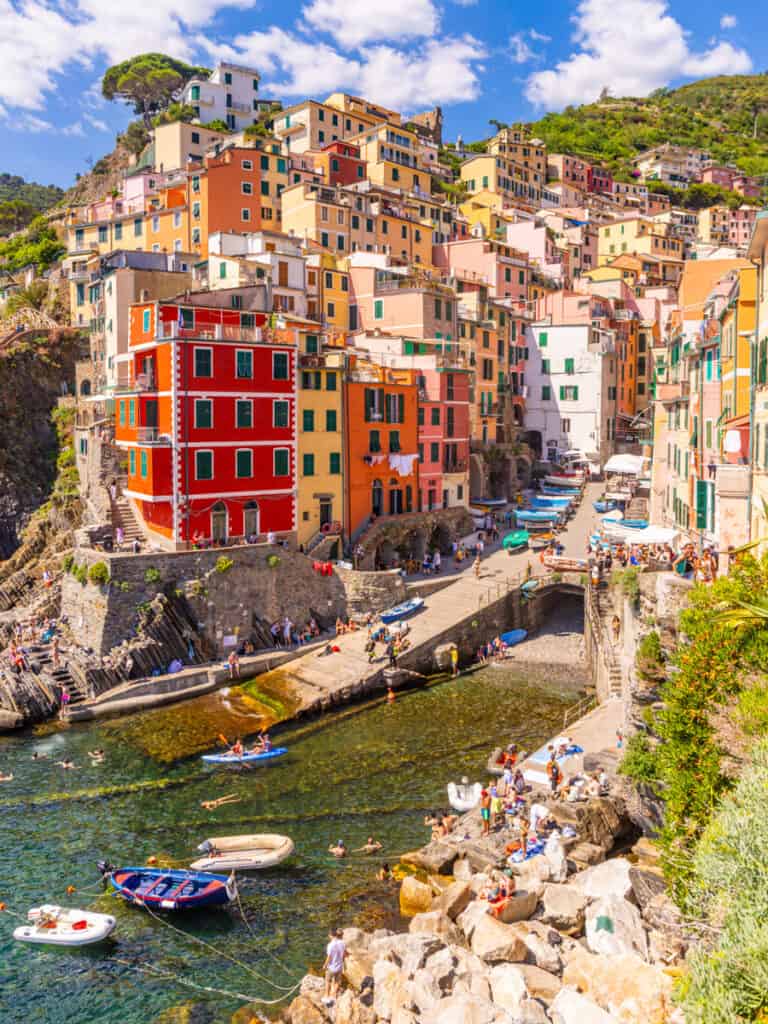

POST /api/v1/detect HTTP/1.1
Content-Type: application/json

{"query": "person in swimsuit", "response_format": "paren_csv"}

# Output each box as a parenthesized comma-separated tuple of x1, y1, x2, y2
(480, 789, 491, 835)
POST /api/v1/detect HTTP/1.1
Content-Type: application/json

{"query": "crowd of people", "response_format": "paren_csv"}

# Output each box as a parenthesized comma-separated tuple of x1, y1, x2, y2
(587, 535, 719, 584)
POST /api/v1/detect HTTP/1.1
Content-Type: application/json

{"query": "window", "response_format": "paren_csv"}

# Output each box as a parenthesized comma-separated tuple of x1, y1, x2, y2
(236, 350, 253, 379)
(305, 334, 319, 355)
(139, 450, 148, 478)
(236, 450, 252, 478)
(274, 449, 290, 477)
(539, 331, 548, 347)
(564, 358, 574, 374)
(542, 385, 551, 400)
(541, 358, 550, 374)
(190, 85, 200, 101)
(321, 232, 329, 248)
(337, 235, 344, 251)
(303, 409, 315, 432)
(195, 451, 213, 480)
(260, 180, 270, 197)
(98, 225, 107, 243)
(273, 400, 289, 428)
(561, 418, 571, 432)
(128, 449, 135, 474)
(194, 348, 212, 377)
(303, 453, 315, 477)
(224, 71, 232, 84)
(191, 175, 200, 193)
(242, 181, 253, 195)
(241, 209, 251, 222)
(329, 452, 341, 475)
(431, 407, 440, 426)
(326, 372, 337, 391)
(242, 158, 252, 170)
(142, 308, 151, 333)
(389, 430, 401, 453)
(236, 400, 252, 428)
(434, 298, 442, 319)
(326, 409, 337, 431)
(114, 222, 122, 241)
(559, 386, 579, 401)
(273, 352, 289, 379)
(195, 399, 212, 428)
(369, 430, 381, 452)
(129, 400, 135, 427)
(374, 300, 384, 320)
(430, 442, 439, 462)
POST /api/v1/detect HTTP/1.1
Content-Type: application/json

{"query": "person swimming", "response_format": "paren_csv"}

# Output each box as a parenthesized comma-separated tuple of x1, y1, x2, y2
(55, 760, 76, 770)
(201, 794, 242, 811)
(377, 863, 392, 881)
(229, 738, 244, 757)
(88, 748, 105, 763)
(353, 836, 383, 854)
(328, 839, 347, 858)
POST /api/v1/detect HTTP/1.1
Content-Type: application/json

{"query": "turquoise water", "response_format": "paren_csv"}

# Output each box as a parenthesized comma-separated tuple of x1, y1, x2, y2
(0, 666, 579, 1024)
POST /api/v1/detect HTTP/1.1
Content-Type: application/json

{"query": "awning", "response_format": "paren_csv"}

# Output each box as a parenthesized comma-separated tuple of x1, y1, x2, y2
(602, 524, 680, 544)
(603, 454, 648, 475)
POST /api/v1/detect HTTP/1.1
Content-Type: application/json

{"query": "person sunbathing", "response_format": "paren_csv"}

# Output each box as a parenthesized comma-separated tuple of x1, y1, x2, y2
(201, 794, 242, 811)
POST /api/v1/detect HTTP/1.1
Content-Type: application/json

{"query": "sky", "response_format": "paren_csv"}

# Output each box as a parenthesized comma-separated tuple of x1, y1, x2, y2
(0, 0, 763, 188)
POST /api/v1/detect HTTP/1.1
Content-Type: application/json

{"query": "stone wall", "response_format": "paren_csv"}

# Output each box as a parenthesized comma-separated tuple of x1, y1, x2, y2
(62, 543, 409, 657)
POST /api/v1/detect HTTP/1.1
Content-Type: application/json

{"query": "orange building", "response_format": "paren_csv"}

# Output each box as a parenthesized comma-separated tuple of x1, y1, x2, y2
(343, 362, 419, 538)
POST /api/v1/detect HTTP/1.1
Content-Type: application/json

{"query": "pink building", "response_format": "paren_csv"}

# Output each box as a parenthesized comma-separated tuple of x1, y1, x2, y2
(349, 265, 458, 342)
(700, 165, 737, 189)
(733, 175, 762, 200)
(432, 238, 530, 304)
(729, 206, 759, 248)
(588, 165, 613, 194)
(417, 367, 471, 511)
(548, 154, 589, 190)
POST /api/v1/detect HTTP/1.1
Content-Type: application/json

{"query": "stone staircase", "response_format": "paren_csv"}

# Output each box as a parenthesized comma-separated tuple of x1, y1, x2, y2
(26, 641, 88, 706)
(593, 587, 623, 698)
(111, 497, 143, 544)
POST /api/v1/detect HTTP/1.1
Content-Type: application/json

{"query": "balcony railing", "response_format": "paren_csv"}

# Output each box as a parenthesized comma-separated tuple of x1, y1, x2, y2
(156, 323, 271, 344)
(113, 373, 155, 393)
(443, 459, 468, 473)
(136, 426, 170, 444)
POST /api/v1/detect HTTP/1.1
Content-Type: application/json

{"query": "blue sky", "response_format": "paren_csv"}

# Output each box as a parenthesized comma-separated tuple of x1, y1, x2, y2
(0, 0, 761, 188)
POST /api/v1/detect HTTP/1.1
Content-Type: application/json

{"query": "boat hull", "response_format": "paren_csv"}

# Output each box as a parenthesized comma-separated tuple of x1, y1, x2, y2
(191, 834, 294, 872)
(14, 906, 116, 946)
(109, 868, 236, 910)
(380, 597, 424, 624)
(202, 747, 288, 765)
(500, 629, 527, 647)
(447, 782, 482, 813)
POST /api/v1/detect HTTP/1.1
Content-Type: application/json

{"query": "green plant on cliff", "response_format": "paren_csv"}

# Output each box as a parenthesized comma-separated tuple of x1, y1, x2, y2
(266, 554, 280, 569)
(214, 556, 234, 574)
(87, 561, 110, 586)
(72, 563, 88, 586)
(636, 629, 666, 682)
(61, 554, 74, 573)
(144, 567, 161, 584)
(618, 732, 657, 785)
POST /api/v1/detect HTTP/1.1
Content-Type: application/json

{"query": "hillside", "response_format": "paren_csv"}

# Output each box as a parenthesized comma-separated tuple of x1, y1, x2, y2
(0, 174, 63, 212)
(516, 74, 768, 181)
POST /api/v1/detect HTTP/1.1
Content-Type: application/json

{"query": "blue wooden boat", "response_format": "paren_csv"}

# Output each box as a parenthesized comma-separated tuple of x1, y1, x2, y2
(540, 483, 580, 496)
(533, 495, 572, 508)
(202, 747, 288, 765)
(502, 529, 530, 551)
(500, 629, 528, 647)
(622, 519, 649, 530)
(521, 579, 539, 594)
(380, 596, 424, 624)
(593, 500, 617, 513)
(109, 867, 236, 910)
(516, 510, 560, 524)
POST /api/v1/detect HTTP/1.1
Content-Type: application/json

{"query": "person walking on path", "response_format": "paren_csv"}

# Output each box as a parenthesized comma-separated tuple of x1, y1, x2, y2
(386, 640, 397, 669)
(450, 644, 459, 678)
(322, 928, 347, 1007)
(474, 555, 481, 579)
(611, 615, 621, 643)
(227, 651, 240, 679)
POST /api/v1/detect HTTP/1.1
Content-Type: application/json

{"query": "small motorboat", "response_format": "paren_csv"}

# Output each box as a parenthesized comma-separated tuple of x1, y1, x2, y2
(202, 747, 288, 766)
(529, 532, 554, 551)
(502, 529, 530, 551)
(500, 629, 528, 647)
(380, 596, 424, 624)
(14, 905, 116, 946)
(593, 500, 618, 513)
(447, 779, 482, 813)
(191, 834, 294, 872)
(533, 495, 573, 508)
(622, 519, 649, 530)
(540, 483, 580, 496)
(543, 555, 588, 572)
(108, 867, 236, 910)
(543, 475, 583, 488)
(516, 510, 560, 524)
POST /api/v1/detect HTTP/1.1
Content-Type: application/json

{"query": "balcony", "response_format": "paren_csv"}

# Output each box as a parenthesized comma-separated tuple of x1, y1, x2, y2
(655, 380, 689, 401)
(136, 426, 170, 444)
(156, 323, 270, 344)
(443, 458, 468, 474)
(113, 373, 155, 394)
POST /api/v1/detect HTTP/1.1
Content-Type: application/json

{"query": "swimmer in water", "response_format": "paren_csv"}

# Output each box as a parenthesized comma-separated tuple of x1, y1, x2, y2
(328, 839, 347, 858)
(201, 794, 241, 811)
(0, 772, 13, 782)
(353, 836, 383, 854)
(55, 760, 76, 770)
(88, 748, 105, 764)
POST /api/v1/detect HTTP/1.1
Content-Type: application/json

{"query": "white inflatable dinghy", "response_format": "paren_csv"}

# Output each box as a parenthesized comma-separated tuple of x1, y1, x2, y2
(190, 833, 295, 871)
(14, 904, 116, 946)
(447, 780, 482, 813)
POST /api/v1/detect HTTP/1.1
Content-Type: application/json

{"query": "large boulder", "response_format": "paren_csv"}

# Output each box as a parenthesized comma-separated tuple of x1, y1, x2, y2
(335, 990, 376, 1024)
(341, 927, 369, 952)
(420, 993, 499, 1024)
(585, 897, 648, 960)
(495, 888, 540, 924)
(400, 843, 457, 875)
(405, 969, 441, 1016)
(563, 947, 674, 1022)
(452, 856, 474, 881)
(457, 899, 491, 942)
(572, 859, 634, 903)
(343, 952, 375, 992)
(513, 921, 565, 974)
(567, 842, 606, 870)
(550, 987, 619, 1023)
(628, 866, 666, 911)
(372, 959, 404, 1021)
(423, 946, 458, 994)
(544, 832, 569, 883)
(489, 963, 529, 1016)
(399, 875, 434, 917)
(284, 995, 328, 1024)
(470, 914, 527, 963)
(515, 964, 562, 1004)
(631, 837, 661, 868)
(369, 933, 443, 976)
(508, 854, 552, 885)
(434, 880, 473, 920)
(408, 910, 462, 944)
(537, 884, 588, 935)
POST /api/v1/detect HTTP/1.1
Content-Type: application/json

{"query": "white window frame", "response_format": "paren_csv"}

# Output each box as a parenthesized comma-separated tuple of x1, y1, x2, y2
(241, 208, 251, 222)
(235, 448, 253, 479)
(174, 239, 182, 252)
(235, 348, 253, 379)
(272, 351, 289, 380)
(151, 215, 159, 232)
(241, 181, 253, 195)
(242, 159, 253, 170)
(194, 398, 213, 429)
(236, 398, 253, 428)
(195, 449, 214, 481)
(173, 211, 182, 228)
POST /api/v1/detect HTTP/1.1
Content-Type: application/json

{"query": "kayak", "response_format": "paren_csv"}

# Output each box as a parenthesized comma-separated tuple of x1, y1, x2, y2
(501, 629, 528, 647)
(14, 905, 116, 946)
(380, 596, 424, 624)
(202, 747, 288, 765)
(109, 867, 236, 909)
(502, 530, 529, 551)
(191, 834, 295, 872)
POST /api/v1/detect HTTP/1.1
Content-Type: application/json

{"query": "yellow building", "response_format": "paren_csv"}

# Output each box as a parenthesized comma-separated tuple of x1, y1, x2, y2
(459, 192, 510, 240)
(487, 128, 548, 187)
(597, 217, 684, 264)
(297, 345, 346, 545)
(698, 205, 731, 246)
(274, 98, 383, 155)
(152, 121, 230, 174)
(460, 155, 541, 206)
(719, 264, 757, 423)
(306, 252, 350, 332)
(350, 123, 430, 194)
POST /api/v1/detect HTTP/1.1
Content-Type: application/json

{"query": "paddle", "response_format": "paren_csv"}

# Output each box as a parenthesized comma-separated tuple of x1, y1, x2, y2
(218, 732, 254, 771)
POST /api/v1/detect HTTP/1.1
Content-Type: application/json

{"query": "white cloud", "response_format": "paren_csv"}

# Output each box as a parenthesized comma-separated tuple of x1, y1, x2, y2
(525, 0, 752, 108)
(509, 33, 536, 65)
(62, 122, 87, 136)
(720, 13, 737, 28)
(529, 29, 552, 42)
(83, 112, 109, 132)
(302, 0, 439, 47)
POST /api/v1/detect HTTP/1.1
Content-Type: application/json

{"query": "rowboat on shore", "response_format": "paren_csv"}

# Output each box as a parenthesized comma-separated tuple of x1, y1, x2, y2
(502, 530, 530, 552)
(516, 510, 561, 525)
(202, 747, 288, 766)
(543, 475, 584, 489)
(108, 867, 236, 910)
(380, 596, 424, 624)
(500, 629, 528, 647)
(13, 905, 116, 946)
(191, 834, 295, 872)
(540, 483, 580, 496)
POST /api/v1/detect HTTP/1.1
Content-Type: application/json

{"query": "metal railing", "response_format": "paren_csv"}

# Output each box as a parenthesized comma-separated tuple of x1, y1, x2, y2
(562, 693, 598, 730)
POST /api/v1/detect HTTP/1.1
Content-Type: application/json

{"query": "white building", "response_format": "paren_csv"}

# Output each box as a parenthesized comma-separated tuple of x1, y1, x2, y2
(207, 230, 307, 316)
(523, 321, 618, 466)
(182, 63, 268, 132)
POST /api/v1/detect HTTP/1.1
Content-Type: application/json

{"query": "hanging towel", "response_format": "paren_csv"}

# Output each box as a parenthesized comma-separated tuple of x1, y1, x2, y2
(388, 453, 418, 476)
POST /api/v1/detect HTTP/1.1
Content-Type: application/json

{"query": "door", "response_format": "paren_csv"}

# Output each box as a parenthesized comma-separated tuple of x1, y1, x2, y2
(144, 399, 158, 428)
(243, 501, 259, 538)
(389, 489, 403, 515)
(372, 479, 383, 517)
(319, 500, 332, 528)
(211, 502, 228, 542)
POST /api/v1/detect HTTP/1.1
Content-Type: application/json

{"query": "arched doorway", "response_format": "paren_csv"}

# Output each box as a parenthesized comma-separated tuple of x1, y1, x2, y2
(371, 479, 383, 518)
(211, 502, 228, 543)
(243, 501, 259, 539)
(80, 379, 91, 396)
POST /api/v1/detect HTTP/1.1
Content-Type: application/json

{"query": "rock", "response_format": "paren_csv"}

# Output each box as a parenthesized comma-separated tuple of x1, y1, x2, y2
(423, 946, 458, 994)
(399, 875, 434, 917)
(563, 947, 674, 1022)
(341, 927, 369, 951)
(550, 798, 629, 853)
(495, 888, 540, 924)
(369, 933, 444, 978)
(298, 976, 326, 1002)
(457, 841, 502, 873)
(544, 832, 569, 883)
(372, 960, 403, 1021)
(390, 1010, 417, 1024)
(334, 990, 376, 1024)
(400, 843, 457, 875)
(585, 897, 648, 960)
(537, 884, 588, 935)
(508, 854, 552, 885)
(343, 952, 375, 992)
(631, 837, 661, 868)
(516, 964, 562, 1004)
(643, 892, 682, 933)
(420, 993, 499, 1024)
(519, 996, 551, 1023)
(550, 987, 619, 1023)
(284, 995, 328, 1024)
(629, 866, 666, 910)
(572, 858, 634, 903)
(567, 842, 606, 870)
(427, 873, 454, 896)
(434, 880, 473, 920)
(457, 899, 491, 941)
(453, 857, 474, 881)
(470, 914, 528, 963)
(408, 910, 461, 944)
(489, 963, 529, 1016)
(513, 921, 564, 974)
(406, 969, 441, 1015)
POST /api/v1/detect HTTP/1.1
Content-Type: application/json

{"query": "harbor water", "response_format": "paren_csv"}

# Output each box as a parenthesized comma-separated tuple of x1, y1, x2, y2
(0, 664, 581, 1023)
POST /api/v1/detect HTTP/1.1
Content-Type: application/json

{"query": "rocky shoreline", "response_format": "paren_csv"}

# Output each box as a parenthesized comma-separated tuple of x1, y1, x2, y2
(275, 762, 685, 1024)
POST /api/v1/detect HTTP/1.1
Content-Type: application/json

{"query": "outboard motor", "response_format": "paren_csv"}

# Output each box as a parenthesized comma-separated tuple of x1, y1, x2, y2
(97, 859, 114, 879)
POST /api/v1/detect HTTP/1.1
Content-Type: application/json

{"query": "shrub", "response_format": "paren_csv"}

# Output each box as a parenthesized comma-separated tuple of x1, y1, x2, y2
(618, 732, 658, 785)
(72, 563, 88, 586)
(736, 680, 768, 737)
(266, 554, 280, 569)
(613, 566, 640, 606)
(636, 630, 666, 682)
(215, 556, 234, 574)
(56, 446, 75, 470)
(87, 561, 110, 586)
(61, 554, 74, 573)
(144, 567, 161, 584)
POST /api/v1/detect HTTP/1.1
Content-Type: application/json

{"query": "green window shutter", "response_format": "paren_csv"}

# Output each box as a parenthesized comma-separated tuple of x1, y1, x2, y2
(695, 479, 708, 530)
(219, 262, 227, 279)
(236, 350, 253, 378)
(119, 401, 126, 427)
(260, 155, 269, 170)
(236, 450, 252, 478)
(542, 359, 550, 374)
(236, 400, 252, 428)
(374, 300, 383, 320)
(274, 449, 289, 476)
(196, 451, 213, 480)
(274, 401, 288, 428)
(195, 349, 212, 376)
(364, 388, 374, 421)
(539, 332, 548, 347)
(369, 430, 380, 452)
(565, 358, 574, 374)
(128, 448, 135, 474)
(326, 409, 337, 431)
(326, 372, 337, 391)
(306, 334, 319, 354)
(303, 409, 314, 431)
(398, 393, 405, 423)
(559, 386, 565, 401)
(302, 453, 315, 476)
(329, 452, 341, 474)
(542, 385, 551, 400)
(195, 400, 212, 428)
(140, 449, 147, 477)
(389, 430, 400, 452)
(573, 386, 578, 401)
(273, 352, 289, 380)
(129, 400, 135, 426)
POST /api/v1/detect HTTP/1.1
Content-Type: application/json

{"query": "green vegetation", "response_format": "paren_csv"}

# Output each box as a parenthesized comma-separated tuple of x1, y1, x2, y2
(151, 102, 196, 127)
(612, 566, 641, 606)
(49, 405, 80, 505)
(102, 53, 210, 127)
(636, 629, 666, 682)
(266, 554, 280, 569)
(61, 554, 74, 574)
(214, 556, 234, 574)
(619, 732, 657, 785)
(118, 120, 152, 158)
(0, 175, 64, 233)
(0, 216, 65, 274)
(87, 561, 110, 586)
(144, 567, 162, 584)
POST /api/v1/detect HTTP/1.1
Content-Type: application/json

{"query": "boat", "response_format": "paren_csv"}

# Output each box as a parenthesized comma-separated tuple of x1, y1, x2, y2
(469, 498, 507, 508)
(543, 475, 584, 488)
(108, 867, 236, 910)
(520, 579, 539, 595)
(532, 495, 573, 508)
(500, 629, 528, 647)
(622, 519, 649, 530)
(541, 483, 580, 496)
(502, 529, 529, 551)
(191, 834, 295, 872)
(593, 500, 618, 513)
(380, 596, 424, 624)
(447, 781, 482, 813)
(529, 533, 554, 551)
(13, 905, 116, 946)
(202, 747, 288, 765)
(516, 510, 560, 524)
(543, 555, 588, 572)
